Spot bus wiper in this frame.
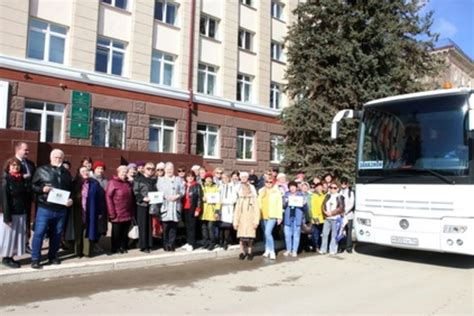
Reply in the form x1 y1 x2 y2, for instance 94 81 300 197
365 173 408 184
407 168 456 185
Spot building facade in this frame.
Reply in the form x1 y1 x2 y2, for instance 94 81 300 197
0 0 299 172
427 39 474 89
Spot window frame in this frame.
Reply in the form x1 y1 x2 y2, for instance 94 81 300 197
149 117 176 153
197 123 220 159
155 0 178 26
240 0 253 7
271 41 284 61
92 109 126 149
237 73 253 103
236 129 255 161
23 100 65 143
101 0 128 10
197 63 217 95
150 50 175 86
238 28 253 51
27 18 67 64
95 36 126 76
270 82 281 109
200 14 219 39
270 134 284 163
271 1 284 20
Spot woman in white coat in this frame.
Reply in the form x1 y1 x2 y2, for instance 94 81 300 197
218 173 238 250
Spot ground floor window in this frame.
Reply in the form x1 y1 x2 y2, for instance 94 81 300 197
24 100 65 143
149 117 176 153
197 124 219 158
92 109 126 149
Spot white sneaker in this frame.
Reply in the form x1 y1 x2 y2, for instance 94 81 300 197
262 250 270 258
269 252 276 260
185 245 193 252
291 252 298 258
181 243 189 249
283 251 290 257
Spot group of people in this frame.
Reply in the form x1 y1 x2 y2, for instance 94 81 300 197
0 142 355 269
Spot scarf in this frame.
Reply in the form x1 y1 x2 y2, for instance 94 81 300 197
9 171 22 181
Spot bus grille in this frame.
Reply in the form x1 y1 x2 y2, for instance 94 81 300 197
364 199 454 211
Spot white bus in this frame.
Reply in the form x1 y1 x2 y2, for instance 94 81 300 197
331 88 473 255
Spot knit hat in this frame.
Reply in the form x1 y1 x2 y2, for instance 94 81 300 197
156 162 166 170
204 172 214 179
92 161 106 171
136 161 145 167
127 163 137 169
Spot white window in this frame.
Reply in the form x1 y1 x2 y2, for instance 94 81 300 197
151 51 175 86
271 41 283 61
149 118 176 153
27 18 67 64
95 37 126 76
198 64 217 95
101 0 127 10
24 100 65 143
237 129 254 160
155 0 178 25
270 82 282 109
197 124 219 158
237 74 252 103
92 109 126 149
200 15 218 39
238 29 253 51
240 0 252 6
271 1 284 20
270 135 284 163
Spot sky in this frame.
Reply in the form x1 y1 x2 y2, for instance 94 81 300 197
423 0 474 60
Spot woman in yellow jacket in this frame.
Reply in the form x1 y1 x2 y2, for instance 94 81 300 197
257 177 283 260
200 172 221 250
310 182 326 252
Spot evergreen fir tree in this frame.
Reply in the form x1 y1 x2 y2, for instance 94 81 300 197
281 0 442 180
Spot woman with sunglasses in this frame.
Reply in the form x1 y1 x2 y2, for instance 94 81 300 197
320 182 345 255
282 181 308 257
257 176 282 260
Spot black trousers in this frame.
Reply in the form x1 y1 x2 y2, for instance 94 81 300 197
162 221 178 248
137 206 153 250
183 210 197 247
345 219 354 250
111 221 130 252
201 220 217 245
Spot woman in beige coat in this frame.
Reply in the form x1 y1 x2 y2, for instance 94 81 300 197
233 183 260 261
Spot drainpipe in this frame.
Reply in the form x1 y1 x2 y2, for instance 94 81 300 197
186 0 196 155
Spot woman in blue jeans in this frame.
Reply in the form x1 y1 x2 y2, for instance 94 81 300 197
282 181 308 257
258 176 283 260
320 182 345 255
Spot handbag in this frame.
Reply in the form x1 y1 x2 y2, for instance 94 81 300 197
128 218 139 239
149 203 160 215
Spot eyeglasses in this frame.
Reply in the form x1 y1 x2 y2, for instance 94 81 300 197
330 186 338 189
156 169 164 172
216 172 223 175
265 181 273 184
145 167 155 171
178 170 185 173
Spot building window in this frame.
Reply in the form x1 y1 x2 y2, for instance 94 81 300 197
151 51 175 86
92 109 126 149
237 129 254 160
271 1 284 20
271 41 283 61
24 100 65 143
95 37 125 76
27 18 67 64
101 0 127 10
270 135 284 163
200 15 218 39
238 29 253 51
149 118 176 153
237 74 252 103
198 64 217 95
197 124 219 158
270 82 281 109
240 0 252 6
155 0 177 25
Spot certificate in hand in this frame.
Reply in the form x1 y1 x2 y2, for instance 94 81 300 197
288 195 304 208
47 188 71 206
206 192 220 204
148 191 164 204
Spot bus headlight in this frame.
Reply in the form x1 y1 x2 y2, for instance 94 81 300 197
443 225 467 233
357 218 371 226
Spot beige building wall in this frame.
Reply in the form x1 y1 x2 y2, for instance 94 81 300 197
256 0 272 108
129 0 154 82
69 0 99 71
0 0 29 58
428 46 474 89
220 1 239 101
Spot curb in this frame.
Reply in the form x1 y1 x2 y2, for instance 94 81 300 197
0 241 283 285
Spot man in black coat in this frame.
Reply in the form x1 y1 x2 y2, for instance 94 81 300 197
14 142 36 253
30 149 73 269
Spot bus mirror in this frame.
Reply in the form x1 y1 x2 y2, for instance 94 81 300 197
331 109 361 139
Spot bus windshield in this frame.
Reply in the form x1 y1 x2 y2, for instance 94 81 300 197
358 94 469 177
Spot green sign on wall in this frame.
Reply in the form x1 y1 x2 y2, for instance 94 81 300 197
70 91 91 139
